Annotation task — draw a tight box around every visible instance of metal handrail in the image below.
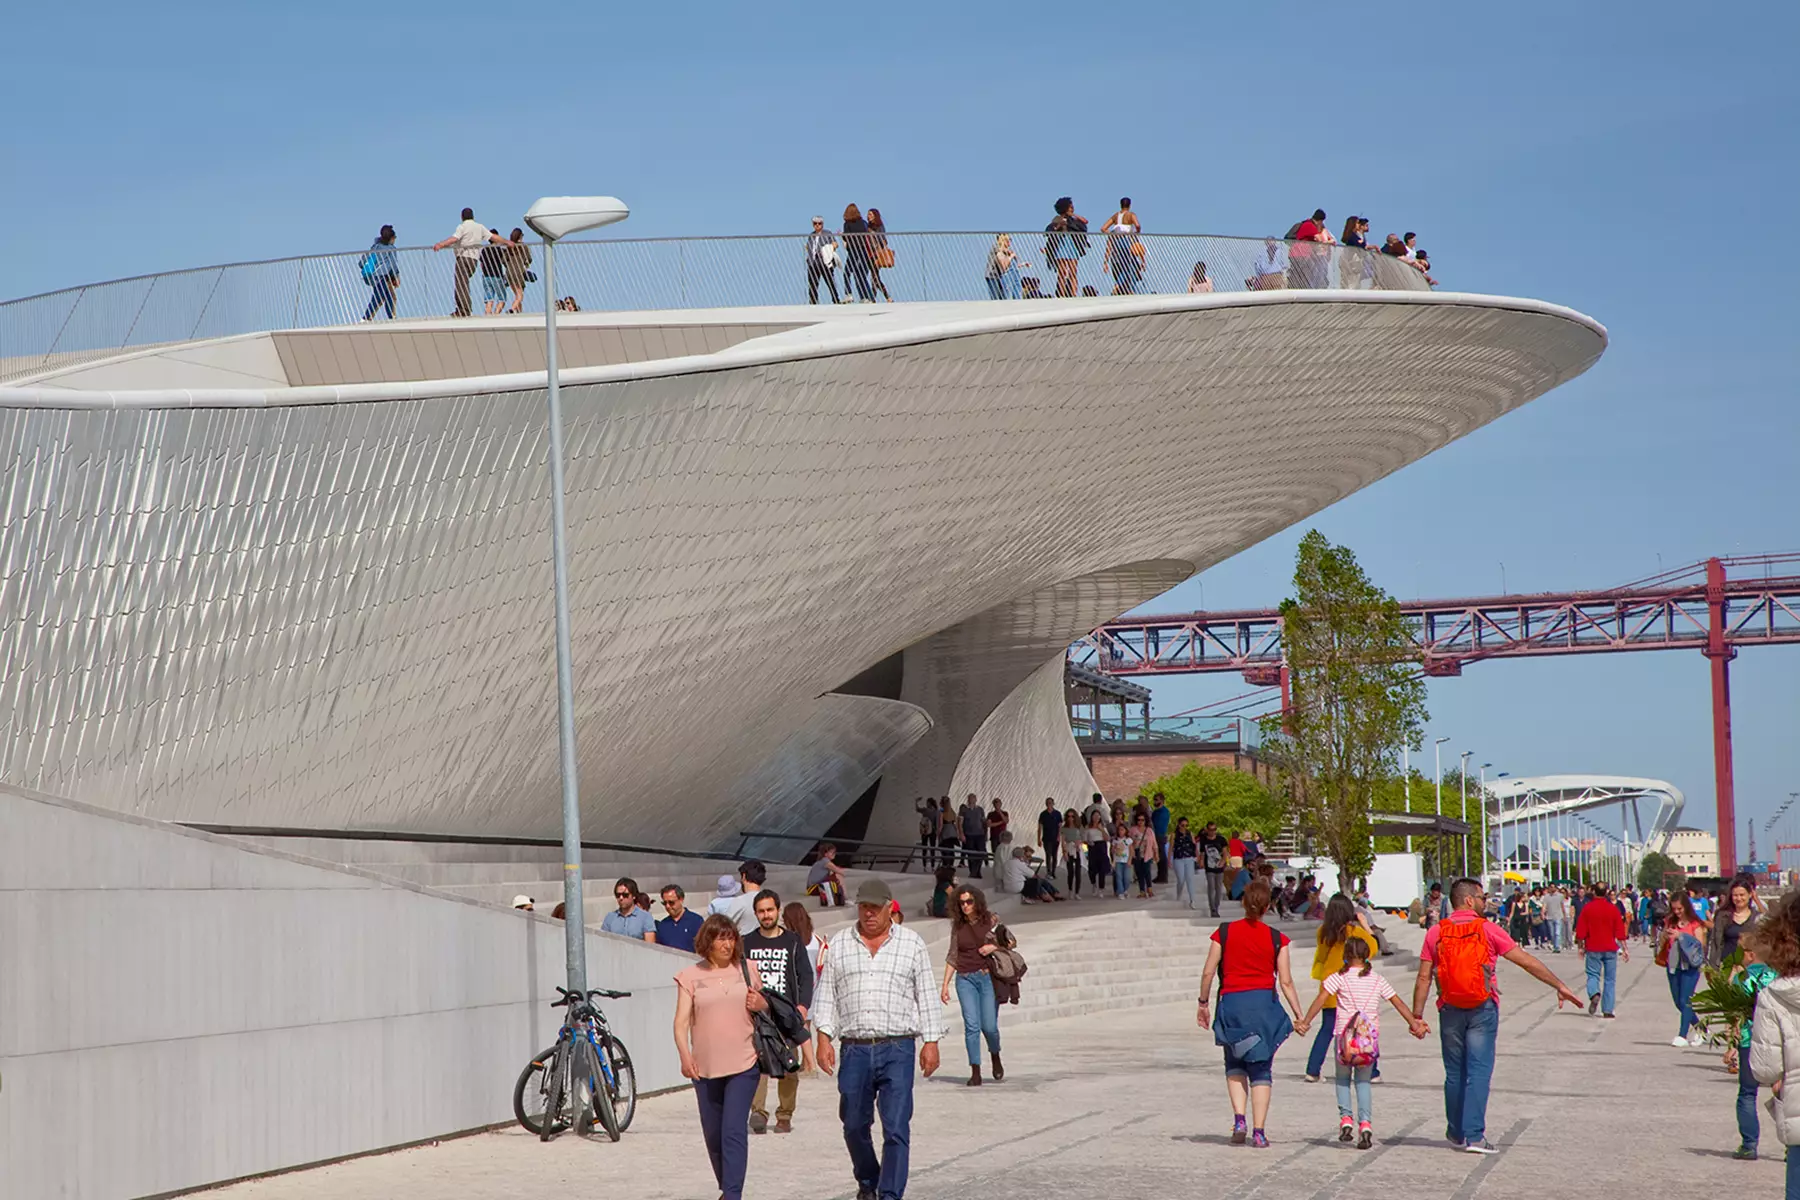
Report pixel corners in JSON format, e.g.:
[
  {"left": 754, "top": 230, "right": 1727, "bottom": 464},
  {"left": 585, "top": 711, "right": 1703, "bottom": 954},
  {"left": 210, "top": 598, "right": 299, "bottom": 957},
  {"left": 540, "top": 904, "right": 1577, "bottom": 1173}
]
[
  {"left": 0, "top": 231, "right": 1431, "bottom": 384},
  {"left": 733, "top": 829, "right": 958, "bottom": 874}
]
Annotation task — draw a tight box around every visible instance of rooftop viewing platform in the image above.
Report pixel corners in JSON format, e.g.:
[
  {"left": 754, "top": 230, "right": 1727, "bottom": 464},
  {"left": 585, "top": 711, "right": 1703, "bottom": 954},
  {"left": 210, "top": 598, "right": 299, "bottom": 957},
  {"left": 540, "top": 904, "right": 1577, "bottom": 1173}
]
[{"left": 0, "top": 229, "right": 1434, "bottom": 385}]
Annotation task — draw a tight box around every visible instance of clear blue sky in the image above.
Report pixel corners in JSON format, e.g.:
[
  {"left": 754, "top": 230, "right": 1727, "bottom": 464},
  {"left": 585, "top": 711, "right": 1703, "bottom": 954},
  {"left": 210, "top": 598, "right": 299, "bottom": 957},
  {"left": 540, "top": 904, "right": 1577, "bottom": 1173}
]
[{"left": 6, "top": 1, "right": 1797, "bottom": 841}]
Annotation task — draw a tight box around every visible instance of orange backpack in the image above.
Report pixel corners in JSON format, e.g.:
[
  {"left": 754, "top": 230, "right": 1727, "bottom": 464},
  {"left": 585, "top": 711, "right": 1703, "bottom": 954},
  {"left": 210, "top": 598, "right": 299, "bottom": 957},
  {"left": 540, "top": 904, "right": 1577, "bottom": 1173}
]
[{"left": 1434, "top": 919, "right": 1495, "bottom": 1009}]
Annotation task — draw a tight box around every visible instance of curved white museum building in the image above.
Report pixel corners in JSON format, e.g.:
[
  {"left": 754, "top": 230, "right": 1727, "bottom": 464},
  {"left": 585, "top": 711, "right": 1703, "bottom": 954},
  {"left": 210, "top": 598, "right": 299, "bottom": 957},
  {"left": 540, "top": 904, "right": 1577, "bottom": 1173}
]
[{"left": 0, "top": 232, "right": 1605, "bottom": 1197}]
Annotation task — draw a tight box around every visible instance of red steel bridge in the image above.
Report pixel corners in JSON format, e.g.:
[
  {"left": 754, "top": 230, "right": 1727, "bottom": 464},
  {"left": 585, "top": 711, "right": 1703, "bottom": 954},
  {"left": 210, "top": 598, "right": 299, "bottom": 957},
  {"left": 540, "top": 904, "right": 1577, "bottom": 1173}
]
[{"left": 1069, "top": 555, "right": 1800, "bottom": 876}]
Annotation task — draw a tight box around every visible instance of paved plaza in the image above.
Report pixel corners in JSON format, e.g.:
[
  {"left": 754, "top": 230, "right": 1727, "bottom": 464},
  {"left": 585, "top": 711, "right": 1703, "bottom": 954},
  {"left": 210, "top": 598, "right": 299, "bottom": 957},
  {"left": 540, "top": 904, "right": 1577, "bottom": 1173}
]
[{"left": 211, "top": 945, "right": 1779, "bottom": 1200}]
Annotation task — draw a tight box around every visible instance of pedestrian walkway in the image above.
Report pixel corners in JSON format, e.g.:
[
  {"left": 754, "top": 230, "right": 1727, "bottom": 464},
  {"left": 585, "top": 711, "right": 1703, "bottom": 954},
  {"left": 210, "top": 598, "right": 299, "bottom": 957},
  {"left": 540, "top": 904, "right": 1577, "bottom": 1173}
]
[{"left": 212, "top": 935, "right": 1775, "bottom": 1199}]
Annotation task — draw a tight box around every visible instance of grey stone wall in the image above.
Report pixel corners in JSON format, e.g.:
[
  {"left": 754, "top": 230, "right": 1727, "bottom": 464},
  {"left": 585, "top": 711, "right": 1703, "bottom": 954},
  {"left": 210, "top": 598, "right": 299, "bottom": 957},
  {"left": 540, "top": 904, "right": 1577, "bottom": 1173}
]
[{"left": 0, "top": 787, "right": 687, "bottom": 1200}]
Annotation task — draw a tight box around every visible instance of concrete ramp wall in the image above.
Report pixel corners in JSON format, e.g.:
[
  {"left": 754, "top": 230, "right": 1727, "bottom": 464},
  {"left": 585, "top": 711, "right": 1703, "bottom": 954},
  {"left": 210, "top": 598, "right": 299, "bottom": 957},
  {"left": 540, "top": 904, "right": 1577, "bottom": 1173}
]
[{"left": 0, "top": 787, "right": 687, "bottom": 1200}]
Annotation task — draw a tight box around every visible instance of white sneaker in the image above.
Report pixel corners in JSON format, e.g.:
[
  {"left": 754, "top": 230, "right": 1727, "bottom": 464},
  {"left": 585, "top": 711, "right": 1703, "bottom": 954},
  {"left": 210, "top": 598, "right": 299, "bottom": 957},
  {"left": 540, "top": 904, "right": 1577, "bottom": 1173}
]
[
  {"left": 1671, "top": 1036, "right": 1690, "bottom": 1046},
  {"left": 1688, "top": 1035, "right": 1708, "bottom": 1047}
]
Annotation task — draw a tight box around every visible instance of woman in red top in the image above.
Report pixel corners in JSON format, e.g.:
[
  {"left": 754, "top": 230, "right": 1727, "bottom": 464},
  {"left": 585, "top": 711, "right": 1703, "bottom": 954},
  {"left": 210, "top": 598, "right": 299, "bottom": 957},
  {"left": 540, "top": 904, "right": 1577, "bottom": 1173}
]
[{"left": 1197, "top": 879, "right": 1305, "bottom": 1147}]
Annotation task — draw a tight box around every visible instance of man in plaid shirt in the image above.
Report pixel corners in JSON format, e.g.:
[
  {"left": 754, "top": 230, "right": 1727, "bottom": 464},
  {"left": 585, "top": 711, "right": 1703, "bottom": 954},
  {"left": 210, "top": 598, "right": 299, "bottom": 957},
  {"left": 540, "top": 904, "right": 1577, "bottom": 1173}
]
[{"left": 814, "top": 878, "right": 944, "bottom": 1200}]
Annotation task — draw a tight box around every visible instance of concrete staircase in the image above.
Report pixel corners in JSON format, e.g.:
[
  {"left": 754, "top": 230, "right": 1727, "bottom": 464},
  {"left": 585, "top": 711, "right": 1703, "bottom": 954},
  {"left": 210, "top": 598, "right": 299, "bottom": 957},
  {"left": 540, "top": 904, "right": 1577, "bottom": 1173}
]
[{"left": 234, "top": 834, "right": 1426, "bottom": 1035}]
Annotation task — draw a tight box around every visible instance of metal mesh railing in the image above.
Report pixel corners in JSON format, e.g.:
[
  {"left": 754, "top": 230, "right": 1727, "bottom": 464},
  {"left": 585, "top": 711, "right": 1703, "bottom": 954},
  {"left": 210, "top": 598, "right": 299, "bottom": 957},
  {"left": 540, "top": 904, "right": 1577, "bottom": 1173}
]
[{"left": 0, "top": 232, "right": 1430, "bottom": 383}]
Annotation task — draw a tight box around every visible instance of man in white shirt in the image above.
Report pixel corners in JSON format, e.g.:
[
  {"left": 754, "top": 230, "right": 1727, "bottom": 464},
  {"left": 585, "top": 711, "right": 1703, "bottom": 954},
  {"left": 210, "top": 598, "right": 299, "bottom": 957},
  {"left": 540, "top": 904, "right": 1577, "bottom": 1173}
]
[
  {"left": 432, "top": 207, "right": 513, "bottom": 318},
  {"left": 705, "top": 861, "right": 767, "bottom": 935},
  {"left": 814, "top": 879, "right": 942, "bottom": 1200}
]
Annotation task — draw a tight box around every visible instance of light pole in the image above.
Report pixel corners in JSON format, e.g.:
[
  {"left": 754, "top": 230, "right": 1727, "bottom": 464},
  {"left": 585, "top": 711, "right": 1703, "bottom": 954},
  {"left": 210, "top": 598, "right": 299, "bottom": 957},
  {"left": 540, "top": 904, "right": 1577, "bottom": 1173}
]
[
  {"left": 1459, "top": 750, "right": 1472, "bottom": 875},
  {"left": 1402, "top": 743, "right": 1412, "bottom": 855},
  {"left": 1433, "top": 736, "right": 1449, "bottom": 881},
  {"left": 523, "top": 195, "right": 630, "bottom": 996},
  {"left": 1479, "top": 762, "right": 1493, "bottom": 885}
]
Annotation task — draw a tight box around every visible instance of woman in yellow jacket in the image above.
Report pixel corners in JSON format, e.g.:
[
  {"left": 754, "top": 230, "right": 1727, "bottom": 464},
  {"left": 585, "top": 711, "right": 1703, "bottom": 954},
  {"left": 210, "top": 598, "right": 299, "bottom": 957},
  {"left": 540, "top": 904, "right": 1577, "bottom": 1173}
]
[{"left": 1305, "top": 893, "right": 1379, "bottom": 1082}]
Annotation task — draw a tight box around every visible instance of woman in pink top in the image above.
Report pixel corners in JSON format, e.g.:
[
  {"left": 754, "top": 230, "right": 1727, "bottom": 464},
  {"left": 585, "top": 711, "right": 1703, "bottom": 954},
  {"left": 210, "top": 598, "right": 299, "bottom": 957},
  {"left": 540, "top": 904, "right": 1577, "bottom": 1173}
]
[
  {"left": 1296, "top": 938, "right": 1428, "bottom": 1148},
  {"left": 674, "top": 914, "right": 768, "bottom": 1200}
]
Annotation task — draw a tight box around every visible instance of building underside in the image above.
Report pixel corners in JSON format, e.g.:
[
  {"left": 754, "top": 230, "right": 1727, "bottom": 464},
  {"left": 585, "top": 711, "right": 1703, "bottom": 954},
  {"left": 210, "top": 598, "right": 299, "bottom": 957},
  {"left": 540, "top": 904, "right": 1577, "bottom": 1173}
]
[{"left": 0, "top": 290, "right": 1606, "bottom": 854}]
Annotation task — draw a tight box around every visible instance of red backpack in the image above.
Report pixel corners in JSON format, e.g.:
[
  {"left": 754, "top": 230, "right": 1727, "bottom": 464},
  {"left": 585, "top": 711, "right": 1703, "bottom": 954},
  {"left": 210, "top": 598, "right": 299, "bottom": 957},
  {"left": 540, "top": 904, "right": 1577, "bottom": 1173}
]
[{"left": 1434, "top": 918, "right": 1494, "bottom": 1008}]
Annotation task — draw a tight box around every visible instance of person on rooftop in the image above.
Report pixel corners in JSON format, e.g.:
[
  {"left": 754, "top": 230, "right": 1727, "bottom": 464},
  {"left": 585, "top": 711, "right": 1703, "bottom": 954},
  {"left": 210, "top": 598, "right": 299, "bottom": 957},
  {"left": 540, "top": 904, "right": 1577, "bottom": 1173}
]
[
  {"left": 432, "top": 208, "right": 514, "bottom": 318},
  {"left": 360, "top": 225, "right": 400, "bottom": 321},
  {"left": 804, "top": 216, "right": 841, "bottom": 305},
  {"left": 1045, "top": 197, "right": 1089, "bottom": 298},
  {"left": 1102, "top": 198, "right": 1145, "bottom": 295}
]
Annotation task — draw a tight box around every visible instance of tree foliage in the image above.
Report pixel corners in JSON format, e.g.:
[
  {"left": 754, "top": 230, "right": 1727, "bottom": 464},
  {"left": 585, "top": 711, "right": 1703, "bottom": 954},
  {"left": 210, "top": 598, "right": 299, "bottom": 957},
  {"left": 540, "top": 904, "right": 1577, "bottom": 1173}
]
[
  {"left": 1144, "top": 763, "right": 1285, "bottom": 838},
  {"left": 1638, "top": 850, "right": 1684, "bottom": 892},
  {"left": 1259, "top": 531, "right": 1428, "bottom": 884}
]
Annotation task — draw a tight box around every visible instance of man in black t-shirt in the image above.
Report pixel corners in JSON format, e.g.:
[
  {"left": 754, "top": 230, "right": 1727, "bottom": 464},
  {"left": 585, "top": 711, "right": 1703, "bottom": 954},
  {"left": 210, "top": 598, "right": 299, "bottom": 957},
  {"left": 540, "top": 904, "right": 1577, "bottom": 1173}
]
[
  {"left": 1037, "top": 798, "right": 1064, "bottom": 875},
  {"left": 746, "top": 889, "right": 814, "bottom": 1134},
  {"left": 1198, "top": 822, "right": 1231, "bottom": 918}
]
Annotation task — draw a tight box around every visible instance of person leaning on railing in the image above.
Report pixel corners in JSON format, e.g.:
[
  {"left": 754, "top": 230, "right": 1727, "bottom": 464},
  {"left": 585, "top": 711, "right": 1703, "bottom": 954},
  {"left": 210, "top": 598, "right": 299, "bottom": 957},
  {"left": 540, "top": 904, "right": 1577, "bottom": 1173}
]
[{"left": 432, "top": 208, "right": 515, "bottom": 318}]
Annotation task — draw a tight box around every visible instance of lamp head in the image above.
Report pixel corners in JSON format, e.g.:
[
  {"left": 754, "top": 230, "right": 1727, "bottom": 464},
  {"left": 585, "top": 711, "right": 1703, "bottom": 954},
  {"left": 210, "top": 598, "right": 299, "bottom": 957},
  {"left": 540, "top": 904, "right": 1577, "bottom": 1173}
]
[{"left": 524, "top": 196, "right": 630, "bottom": 242}]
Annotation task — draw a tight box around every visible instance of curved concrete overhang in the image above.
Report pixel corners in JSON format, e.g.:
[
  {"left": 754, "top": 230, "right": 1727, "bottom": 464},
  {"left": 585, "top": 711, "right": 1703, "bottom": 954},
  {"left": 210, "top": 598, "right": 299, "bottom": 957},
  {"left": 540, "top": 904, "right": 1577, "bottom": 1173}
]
[
  {"left": 0, "top": 290, "right": 1606, "bottom": 844},
  {"left": 1486, "top": 774, "right": 1685, "bottom": 853}
]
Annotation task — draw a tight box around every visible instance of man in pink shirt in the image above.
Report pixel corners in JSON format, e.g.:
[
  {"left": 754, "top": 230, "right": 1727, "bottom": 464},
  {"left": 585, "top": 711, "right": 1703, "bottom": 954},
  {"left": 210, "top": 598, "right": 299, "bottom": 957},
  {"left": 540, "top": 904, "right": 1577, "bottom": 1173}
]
[{"left": 1411, "top": 878, "right": 1582, "bottom": 1155}]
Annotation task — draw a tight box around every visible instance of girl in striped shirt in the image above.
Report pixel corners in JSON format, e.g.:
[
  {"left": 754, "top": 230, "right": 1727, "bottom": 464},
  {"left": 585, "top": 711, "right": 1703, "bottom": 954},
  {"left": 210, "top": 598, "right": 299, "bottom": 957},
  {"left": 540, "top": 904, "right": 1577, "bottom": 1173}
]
[{"left": 1296, "top": 938, "right": 1430, "bottom": 1148}]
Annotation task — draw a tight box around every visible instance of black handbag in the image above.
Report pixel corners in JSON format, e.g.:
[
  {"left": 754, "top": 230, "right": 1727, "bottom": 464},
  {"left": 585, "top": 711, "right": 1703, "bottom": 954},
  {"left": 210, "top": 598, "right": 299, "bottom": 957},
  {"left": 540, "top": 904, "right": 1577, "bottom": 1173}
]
[{"left": 741, "top": 959, "right": 802, "bottom": 1077}]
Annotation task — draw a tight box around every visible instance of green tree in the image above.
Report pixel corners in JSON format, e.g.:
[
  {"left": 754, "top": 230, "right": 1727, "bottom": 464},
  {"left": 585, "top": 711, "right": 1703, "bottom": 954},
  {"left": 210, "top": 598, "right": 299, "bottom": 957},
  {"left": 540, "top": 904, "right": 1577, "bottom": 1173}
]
[
  {"left": 1259, "top": 531, "right": 1428, "bottom": 885},
  {"left": 1638, "top": 850, "right": 1684, "bottom": 892},
  {"left": 1146, "top": 763, "right": 1285, "bottom": 838}
]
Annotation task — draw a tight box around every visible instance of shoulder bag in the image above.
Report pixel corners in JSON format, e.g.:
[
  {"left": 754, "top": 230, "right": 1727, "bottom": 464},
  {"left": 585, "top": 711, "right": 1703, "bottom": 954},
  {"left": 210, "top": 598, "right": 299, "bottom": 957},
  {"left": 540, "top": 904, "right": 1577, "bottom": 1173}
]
[{"left": 740, "top": 960, "right": 803, "bottom": 1077}]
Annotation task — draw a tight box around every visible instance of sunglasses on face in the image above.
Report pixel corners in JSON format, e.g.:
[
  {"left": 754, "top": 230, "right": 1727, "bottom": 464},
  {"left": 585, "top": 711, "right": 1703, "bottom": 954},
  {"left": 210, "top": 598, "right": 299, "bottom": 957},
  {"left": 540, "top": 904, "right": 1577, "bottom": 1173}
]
[{"left": 615, "top": 891, "right": 633, "bottom": 899}]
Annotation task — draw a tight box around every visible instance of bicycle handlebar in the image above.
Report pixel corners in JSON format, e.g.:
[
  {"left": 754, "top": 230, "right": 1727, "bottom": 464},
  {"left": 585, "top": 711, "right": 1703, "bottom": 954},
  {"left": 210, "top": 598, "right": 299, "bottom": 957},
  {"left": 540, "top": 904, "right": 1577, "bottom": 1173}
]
[{"left": 552, "top": 985, "right": 632, "bottom": 1007}]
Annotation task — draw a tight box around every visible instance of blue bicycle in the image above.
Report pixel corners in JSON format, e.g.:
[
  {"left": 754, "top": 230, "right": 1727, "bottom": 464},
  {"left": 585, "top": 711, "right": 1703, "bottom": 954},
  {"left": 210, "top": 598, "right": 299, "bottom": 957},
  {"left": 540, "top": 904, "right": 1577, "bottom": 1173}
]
[{"left": 513, "top": 986, "right": 637, "bottom": 1141}]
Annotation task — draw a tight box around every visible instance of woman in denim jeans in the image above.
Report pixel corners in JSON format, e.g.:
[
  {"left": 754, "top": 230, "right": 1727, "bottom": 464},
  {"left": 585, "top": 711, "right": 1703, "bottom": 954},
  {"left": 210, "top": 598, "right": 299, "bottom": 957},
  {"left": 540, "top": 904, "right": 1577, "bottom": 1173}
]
[
  {"left": 984, "top": 233, "right": 1027, "bottom": 299},
  {"left": 940, "top": 885, "right": 1004, "bottom": 1086},
  {"left": 1662, "top": 891, "right": 1710, "bottom": 1045}
]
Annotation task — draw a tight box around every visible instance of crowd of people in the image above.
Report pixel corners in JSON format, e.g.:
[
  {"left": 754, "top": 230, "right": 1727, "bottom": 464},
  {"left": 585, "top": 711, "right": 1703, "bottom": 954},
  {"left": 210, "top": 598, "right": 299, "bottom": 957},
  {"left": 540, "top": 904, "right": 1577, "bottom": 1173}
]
[
  {"left": 585, "top": 804, "right": 1800, "bottom": 1199},
  {"left": 357, "top": 199, "right": 1439, "bottom": 323}
]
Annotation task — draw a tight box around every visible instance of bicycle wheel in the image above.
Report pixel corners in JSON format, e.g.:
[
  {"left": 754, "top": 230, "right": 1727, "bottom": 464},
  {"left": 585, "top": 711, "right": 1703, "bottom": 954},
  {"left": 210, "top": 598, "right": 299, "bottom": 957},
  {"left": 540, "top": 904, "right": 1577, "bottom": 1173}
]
[
  {"left": 605, "top": 1037, "right": 637, "bottom": 1132},
  {"left": 539, "top": 1046, "right": 569, "bottom": 1142},
  {"left": 513, "top": 1046, "right": 567, "bottom": 1137},
  {"left": 577, "top": 1038, "right": 620, "bottom": 1142}
]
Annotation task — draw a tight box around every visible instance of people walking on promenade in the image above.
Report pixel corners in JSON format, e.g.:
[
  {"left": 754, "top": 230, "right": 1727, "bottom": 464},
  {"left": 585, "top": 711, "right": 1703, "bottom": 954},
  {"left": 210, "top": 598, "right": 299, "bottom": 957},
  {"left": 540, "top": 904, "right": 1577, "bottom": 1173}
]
[
  {"left": 1542, "top": 884, "right": 1567, "bottom": 953},
  {"left": 1085, "top": 809, "right": 1110, "bottom": 895},
  {"left": 783, "top": 901, "right": 827, "bottom": 1074},
  {"left": 984, "top": 233, "right": 1027, "bottom": 299},
  {"left": 602, "top": 876, "right": 657, "bottom": 942},
  {"left": 746, "top": 889, "right": 814, "bottom": 1134},
  {"left": 1410, "top": 878, "right": 1582, "bottom": 1154},
  {"left": 1199, "top": 821, "right": 1229, "bottom": 917},
  {"left": 1045, "top": 197, "right": 1088, "bottom": 298},
  {"left": 1151, "top": 793, "right": 1172, "bottom": 884},
  {"left": 937, "top": 799, "right": 961, "bottom": 873},
  {"left": 960, "top": 794, "right": 988, "bottom": 879},
  {"left": 805, "top": 216, "right": 841, "bottom": 305},
  {"left": 1036, "top": 797, "right": 1062, "bottom": 878},
  {"left": 865, "top": 207, "right": 893, "bottom": 300},
  {"left": 673, "top": 914, "right": 769, "bottom": 1200},
  {"left": 927, "top": 863, "right": 958, "bottom": 919},
  {"left": 916, "top": 798, "right": 939, "bottom": 868},
  {"left": 841, "top": 204, "right": 876, "bottom": 303},
  {"left": 1171, "top": 816, "right": 1198, "bottom": 909},
  {"left": 1196, "top": 878, "right": 1304, "bottom": 1147},
  {"left": 1748, "top": 890, "right": 1800, "bottom": 1193},
  {"left": 1296, "top": 935, "right": 1429, "bottom": 1148},
  {"left": 1727, "top": 934, "right": 1779, "bottom": 1159},
  {"left": 813, "top": 879, "right": 943, "bottom": 1200},
  {"left": 1660, "top": 891, "right": 1710, "bottom": 1045},
  {"left": 1110, "top": 821, "right": 1133, "bottom": 898},
  {"left": 1576, "top": 877, "right": 1634, "bottom": 1021},
  {"left": 1305, "top": 894, "right": 1380, "bottom": 1082},
  {"left": 940, "top": 884, "right": 1005, "bottom": 1086},
  {"left": 432, "top": 209, "right": 513, "bottom": 317},
  {"left": 503, "top": 228, "right": 532, "bottom": 314},
  {"left": 1129, "top": 811, "right": 1158, "bottom": 899},
  {"left": 656, "top": 884, "right": 704, "bottom": 953},
  {"left": 360, "top": 225, "right": 400, "bottom": 320},
  {"left": 1059, "top": 808, "right": 1084, "bottom": 896},
  {"left": 1714, "top": 873, "right": 1763, "bottom": 966},
  {"left": 1576, "top": 881, "right": 1630, "bottom": 1017}
]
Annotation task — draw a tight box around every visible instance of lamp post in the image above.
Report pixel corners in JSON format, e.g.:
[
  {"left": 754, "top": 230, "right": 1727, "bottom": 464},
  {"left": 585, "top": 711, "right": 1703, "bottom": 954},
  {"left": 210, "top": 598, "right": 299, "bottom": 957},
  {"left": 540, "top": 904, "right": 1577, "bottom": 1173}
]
[
  {"left": 1433, "top": 736, "right": 1449, "bottom": 880},
  {"left": 1459, "top": 750, "right": 1472, "bottom": 875},
  {"left": 1479, "top": 763, "right": 1493, "bottom": 884},
  {"left": 523, "top": 195, "right": 631, "bottom": 996},
  {"left": 1402, "top": 743, "right": 1412, "bottom": 855}
]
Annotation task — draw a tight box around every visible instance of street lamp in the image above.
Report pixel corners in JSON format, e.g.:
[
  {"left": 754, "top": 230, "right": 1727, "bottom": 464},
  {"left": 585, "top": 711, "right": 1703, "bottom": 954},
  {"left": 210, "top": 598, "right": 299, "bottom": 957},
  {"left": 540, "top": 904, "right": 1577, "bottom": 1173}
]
[
  {"left": 524, "top": 195, "right": 631, "bottom": 996},
  {"left": 1433, "top": 736, "right": 1449, "bottom": 881},
  {"left": 1459, "top": 750, "right": 1472, "bottom": 875},
  {"left": 1479, "top": 762, "right": 1493, "bottom": 884}
]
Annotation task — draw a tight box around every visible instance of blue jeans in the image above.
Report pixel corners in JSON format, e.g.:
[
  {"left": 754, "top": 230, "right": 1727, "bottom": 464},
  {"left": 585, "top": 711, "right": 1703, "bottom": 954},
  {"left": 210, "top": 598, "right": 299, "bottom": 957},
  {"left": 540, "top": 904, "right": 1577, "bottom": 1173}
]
[
  {"left": 847, "top": 262, "right": 874, "bottom": 301},
  {"left": 1738, "top": 1056, "right": 1760, "bottom": 1148},
  {"left": 1172, "top": 857, "right": 1197, "bottom": 907},
  {"left": 838, "top": 1038, "right": 915, "bottom": 1200},
  {"left": 693, "top": 1065, "right": 759, "bottom": 1200},
  {"left": 1306, "top": 1006, "right": 1337, "bottom": 1077},
  {"left": 1335, "top": 1062, "right": 1373, "bottom": 1123},
  {"left": 1439, "top": 1000, "right": 1499, "bottom": 1145},
  {"left": 1787, "top": 1140, "right": 1800, "bottom": 1200},
  {"left": 363, "top": 278, "right": 395, "bottom": 319},
  {"left": 985, "top": 266, "right": 1022, "bottom": 299},
  {"left": 1584, "top": 951, "right": 1617, "bottom": 1014},
  {"left": 1548, "top": 920, "right": 1562, "bottom": 952},
  {"left": 955, "top": 971, "right": 1001, "bottom": 1066},
  {"left": 1113, "top": 862, "right": 1130, "bottom": 896},
  {"left": 1669, "top": 966, "right": 1701, "bottom": 1037}
]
